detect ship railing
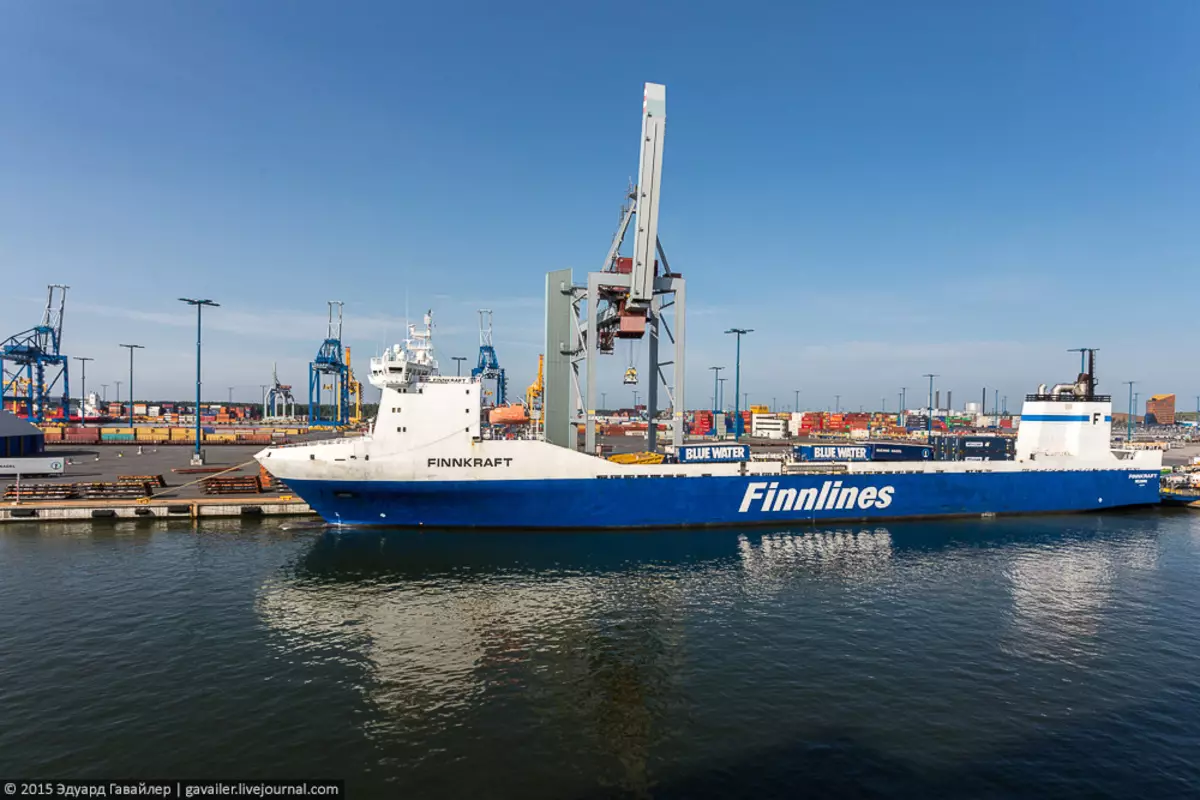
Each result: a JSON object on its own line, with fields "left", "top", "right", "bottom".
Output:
{"left": 1024, "top": 393, "right": 1111, "bottom": 402}
{"left": 266, "top": 438, "right": 350, "bottom": 450}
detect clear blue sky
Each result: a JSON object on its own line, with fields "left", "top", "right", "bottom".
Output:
{"left": 2, "top": 0, "right": 1197, "bottom": 413}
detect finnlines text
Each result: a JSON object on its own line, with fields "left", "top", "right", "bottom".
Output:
{"left": 739, "top": 480, "right": 895, "bottom": 513}
{"left": 427, "top": 457, "right": 513, "bottom": 468}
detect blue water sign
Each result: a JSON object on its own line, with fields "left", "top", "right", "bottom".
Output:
{"left": 795, "top": 444, "right": 873, "bottom": 462}
{"left": 677, "top": 444, "right": 750, "bottom": 463}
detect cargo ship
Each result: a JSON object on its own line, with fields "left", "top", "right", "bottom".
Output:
{"left": 256, "top": 320, "right": 1163, "bottom": 529}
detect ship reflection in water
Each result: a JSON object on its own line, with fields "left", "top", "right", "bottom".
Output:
{"left": 255, "top": 526, "right": 904, "bottom": 792}
{"left": 253, "top": 515, "right": 1198, "bottom": 797}
{"left": 1003, "top": 533, "right": 1160, "bottom": 665}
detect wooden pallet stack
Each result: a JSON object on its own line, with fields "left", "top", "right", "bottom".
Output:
{"left": 75, "top": 482, "right": 154, "bottom": 500}
{"left": 203, "top": 476, "right": 262, "bottom": 495}
{"left": 4, "top": 484, "right": 77, "bottom": 501}
{"left": 117, "top": 474, "right": 167, "bottom": 488}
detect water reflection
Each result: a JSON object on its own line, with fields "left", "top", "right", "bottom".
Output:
{"left": 1002, "top": 530, "right": 1161, "bottom": 665}
{"left": 737, "top": 528, "right": 895, "bottom": 592}
{"left": 258, "top": 530, "right": 730, "bottom": 794}
{"left": 253, "top": 518, "right": 1176, "bottom": 794}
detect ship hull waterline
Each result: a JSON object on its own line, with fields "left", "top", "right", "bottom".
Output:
{"left": 284, "top": 469, "right": 1162, "bottom": 530}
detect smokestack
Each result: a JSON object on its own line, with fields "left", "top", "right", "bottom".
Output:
{"left": 947, "top": 391, "right": 953, "bottom": 413}
{"left": 935, "top": 390, "right": 940, "bottom": 410}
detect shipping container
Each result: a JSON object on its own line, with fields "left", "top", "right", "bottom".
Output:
{"left": 794, "top": 444, "right": 872, "bottom": 462}
{"left": 871, "top": 443, "right": 933, "bottom": 461}
{"left": 958, "top": 436, "right": 1008, "bottom": 453}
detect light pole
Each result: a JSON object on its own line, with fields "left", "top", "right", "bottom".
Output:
{"left": 452, "top": 356, "right": 467, "bottom": 377}
{"left": 794, "top": 389, "right": 800, "bottom": 413}
{"left": 601, "top": 392, "right": 607, "bottom": 409}
{"left": 73, "top": 356, "right": 93, "bottom": 416}
{"left": 709, "top": 366, "right": 724, "bottom": 412}
{"left": 101, "top": 384, "right": 109, "bottom": 403}
{"left": 725, "top": 328, "right": 752, "bottom": 440}
{"left": 114, "top": 381, "right": 122, "bottom": 414}
{"left": 923, "top": 374, "right": 938, "bottom": 439}
{"left": 633, "top": 390, "right": 640, "bottom": 408}
{"left": 718, "top": 377, "right": 727, "bottom": 413}
{"left": 228, "top": 386, "right": 235, "bottom": 404}
{"left": 1124, "top": 381, "right": 1135, "bottom": 441}
{"left": 180, "top": 298, "right": 219, "bottom": 465}
{"left": 119, "top": 344, "right": 144, "bottom": 427}
{"left": 835, "top": 394, "right": 840, "bottom": 414}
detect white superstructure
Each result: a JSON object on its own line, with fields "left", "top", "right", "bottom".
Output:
{"left": 369, "top": 310, "right": 439, "bottom": 392}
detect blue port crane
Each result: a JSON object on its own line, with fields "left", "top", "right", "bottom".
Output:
{"left": 471, "top": 309, "right": 507, "bottom": 407}
{"left": 308, "top": 301, "right": 349, "bottom": 427}
{"left": 1, "top": 284, "right": 70, "bottom": 423}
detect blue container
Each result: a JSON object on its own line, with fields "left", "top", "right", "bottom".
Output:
{"left": 795, "top": 444, "right": 873, "bottom": 462}
{"left": 871, "top": 443, "right": 933, "bottom": 461}
{"left": 678, "top": 444, "right": 750, "bottom": 463}
{"left": 957, "top": 437, "right": 1007, "bottom": 454}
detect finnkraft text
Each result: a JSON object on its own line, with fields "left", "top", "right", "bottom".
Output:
{"left": 739, "top": 480, "right": 895, "bottom": 513}
{"left": 427, "top": 457, "right": 514, "bottom": 468}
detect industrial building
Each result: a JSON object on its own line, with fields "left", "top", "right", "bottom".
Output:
{"left": 0, "top": 409, "right": 45, "bottom": 458}
{"left": 1146, "top": 394, "right": 1176, "bottom": 426}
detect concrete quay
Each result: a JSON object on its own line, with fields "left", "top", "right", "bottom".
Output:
{"left": 0, "top": 496, "right": 315, "bottom": 524}
{"left": 2, "top": 442, "right": 318, "bottom": 525}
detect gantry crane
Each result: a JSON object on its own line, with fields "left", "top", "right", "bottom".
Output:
{"left": 526, "top": 354, "right": 544, "bottom": 412}
{"left": 265, "top": 363, "right": 296, "bottom": 419}
{"left": 308, "top": 301, "right": 350, "bottom": 427}
{"left": 472, "top": 309, "right": 507, "bottom": 407}
{"left": 1, "top": 284, "right": 71, "bottom": 423}
{"left": 346, "top": 346, "right": 363, "bottom": 425}
{"left": 544, "top": 83, "right": 685, "bottom": 454}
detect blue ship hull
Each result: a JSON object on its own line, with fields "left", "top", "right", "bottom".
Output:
{"left": 286, "top": 469, "right": 1162, "bottom": 529}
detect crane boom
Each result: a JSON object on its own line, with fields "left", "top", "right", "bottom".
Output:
{"left": 627, "top": 82, "right": 666, "bottom": 311}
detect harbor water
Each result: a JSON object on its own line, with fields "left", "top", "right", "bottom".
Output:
{"left": 3, "top": 512, "right": 1200, "bottom": 798}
